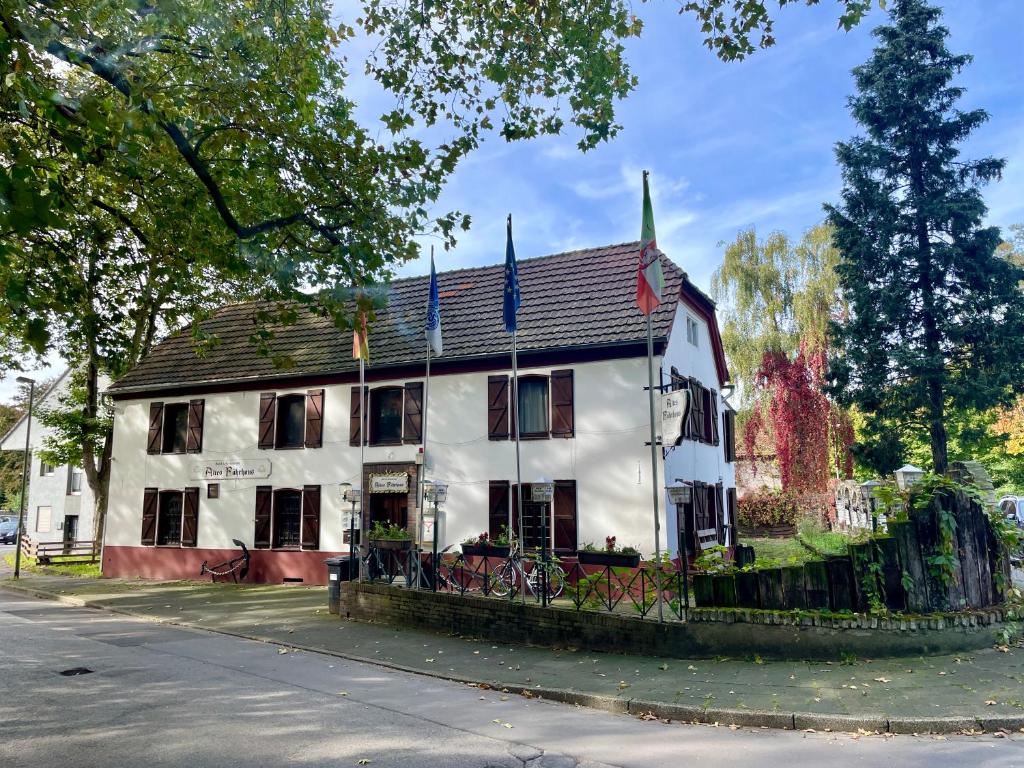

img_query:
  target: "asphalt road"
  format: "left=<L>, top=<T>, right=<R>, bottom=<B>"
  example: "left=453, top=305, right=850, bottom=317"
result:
left=3, top=592, right=1024, bottom=767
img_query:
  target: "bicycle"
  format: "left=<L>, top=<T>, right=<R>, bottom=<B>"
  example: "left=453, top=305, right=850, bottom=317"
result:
left=490, top=539, right=566, bottom=600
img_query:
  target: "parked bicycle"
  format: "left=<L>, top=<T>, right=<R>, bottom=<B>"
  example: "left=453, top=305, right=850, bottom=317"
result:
left=490, top=539, right=566, bottom=600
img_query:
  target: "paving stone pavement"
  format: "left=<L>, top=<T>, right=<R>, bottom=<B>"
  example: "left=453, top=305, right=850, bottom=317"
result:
left=3, top=574, right=1023, bottom=734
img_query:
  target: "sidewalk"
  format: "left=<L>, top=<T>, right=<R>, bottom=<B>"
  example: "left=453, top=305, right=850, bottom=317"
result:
left=4, top=574, right=1024, bottom=735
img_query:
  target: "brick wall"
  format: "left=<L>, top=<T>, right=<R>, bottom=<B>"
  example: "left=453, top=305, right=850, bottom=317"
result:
left=341, top=581, right=1008, bottom=660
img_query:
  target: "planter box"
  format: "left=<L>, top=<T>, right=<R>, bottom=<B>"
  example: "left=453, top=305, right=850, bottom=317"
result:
left=576, top=550, right=641, bottom=568
left=370, top=538, right=413, bottom=551
left=461, top=544, right=511, bottom=558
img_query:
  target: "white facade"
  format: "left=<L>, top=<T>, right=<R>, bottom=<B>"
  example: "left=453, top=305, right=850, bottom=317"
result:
left=0, top=370, right=101, bottom=544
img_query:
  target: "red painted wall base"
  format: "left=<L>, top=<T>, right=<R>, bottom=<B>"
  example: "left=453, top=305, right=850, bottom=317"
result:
left=102, top=545, right=353, bottom=585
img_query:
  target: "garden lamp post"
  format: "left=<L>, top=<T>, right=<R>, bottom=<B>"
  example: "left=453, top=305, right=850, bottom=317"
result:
left=13, top=376, right=35, bottom=580
left=341, top=483, right=360, bottom=581
left=894, top=465, right=925, bottom=492
left=424, top=481, right=447, bottom=592
left=668, top=483, right=693, bottom=620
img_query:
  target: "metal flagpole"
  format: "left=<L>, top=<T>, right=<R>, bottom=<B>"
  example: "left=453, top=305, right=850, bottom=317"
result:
left=512, top=328, right=525, bottom=604
left=358, top=353, right=366, bottom=582
left=417, top=342, right=431, bottom=589
left=646, top=313, right=665, bottom=622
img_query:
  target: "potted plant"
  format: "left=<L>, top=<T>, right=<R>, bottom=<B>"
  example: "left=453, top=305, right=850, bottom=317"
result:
left=460, top=527, right=511, bottom=557
left=576, top=536, right=642, bottom=568
left=369, top=521, right=413, bottom=551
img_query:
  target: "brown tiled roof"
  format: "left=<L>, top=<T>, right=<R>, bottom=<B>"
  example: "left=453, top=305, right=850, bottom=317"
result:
left=109, top=242, right=691, bottom=393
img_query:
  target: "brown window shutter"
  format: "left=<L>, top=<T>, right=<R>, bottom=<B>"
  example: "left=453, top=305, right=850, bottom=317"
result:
left=724, top=410, right=736, bottom=462
left=550, top=370, right=575, bottom=438
left=305, top=389, right=324, bottom=448
left=487, top=376, right=509, bottom=440
left=301, top=485, right=321, bottom=550
left=254, top=486, right=272, bottom=549
left=687, top=380, right=703, bottom=441
left=181, top=487, right=200, bottom=547
left=553, top=480, right=578, bottom=552
left=141, top=487, right=158, bottom=545
left=349, top=386, right=367, bottom=446
left=186, top=399, right=205, bottom=453
left=403, top=382, right=423, bottom=444
left=488, top=480, right=510, bottom=539
left=258, top=393, right=277, bottom=449
left=714, top=483, right=724, bottom=544
left=727, top=487, right=738, bottom=541
left=710, top=392, right=720, bottom=446
left=147, top=403, right=164, bottom=454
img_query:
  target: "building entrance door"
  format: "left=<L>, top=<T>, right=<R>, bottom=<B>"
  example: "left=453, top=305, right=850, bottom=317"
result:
left=369, top=494, right=408, bottom=531
left=63, top=515, right=79, bottom=553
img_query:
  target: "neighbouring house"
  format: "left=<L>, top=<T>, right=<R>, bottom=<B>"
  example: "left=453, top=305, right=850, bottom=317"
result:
left=102, top=243, right=737, bottom=584
left=0, top=369, right=107, bottom=547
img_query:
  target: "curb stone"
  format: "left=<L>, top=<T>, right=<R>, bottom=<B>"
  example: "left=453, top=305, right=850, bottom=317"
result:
left=0, top=582, right=1013, bottom=737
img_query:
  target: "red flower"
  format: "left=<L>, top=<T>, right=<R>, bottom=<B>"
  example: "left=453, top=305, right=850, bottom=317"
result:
left=605, top=535, right=617, bottom=552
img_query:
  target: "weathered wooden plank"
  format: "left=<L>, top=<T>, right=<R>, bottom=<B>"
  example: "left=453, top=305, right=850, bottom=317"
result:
left=712, top=574, right=737, bottom=608
left=890, top=520, right=929, bottom=613
left=848, top=542, right=875, bottom=612
left=781, top=566, right=805, bottom=610
left=874, top=536, right=906, bottom=611
left=803, top=560, right=829, bottom=609
left=692, top=573, right=715, bottom=608
left=735, top=571, right=759, bottom=608
left=825, top=556, right=855, bottom=612
left=757, top=568, right=784, bottom=610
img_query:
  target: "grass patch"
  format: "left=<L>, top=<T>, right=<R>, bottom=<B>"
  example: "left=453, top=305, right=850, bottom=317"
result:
left=797, top=519, right=869, bottom=557
left=3, top=553, right=102, bottom=579
left=745, top=537, right=813, bottom=564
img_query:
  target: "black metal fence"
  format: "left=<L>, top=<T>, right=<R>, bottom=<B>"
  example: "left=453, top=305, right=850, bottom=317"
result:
left=361, top=544, right=692, bottom=621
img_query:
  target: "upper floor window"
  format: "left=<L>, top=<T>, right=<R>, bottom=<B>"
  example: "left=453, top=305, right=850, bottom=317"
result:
left=349, top=383, right=423, bottom=447
left=67, top=466, right=83, bottom=495
left=258, top=390, right=324, bottom=450
left=276, top=394, right=307, bottom=449
left=487, top=370, right=574, bottom=441
left=517, top=377, right=549, bottom=437
left=147, top=400, right=205, bottom=455
left=686, top=315, right=700, bottom=347
left=39, top=461, right=55, bottom=477
left=370, top=387, right=404, bottom=445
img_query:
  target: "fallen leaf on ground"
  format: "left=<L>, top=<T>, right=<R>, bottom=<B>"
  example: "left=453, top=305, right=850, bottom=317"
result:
left=873, top=677, right=891, bottom=683
left=985, top=700, right=997, bottom=706
left=357, top=760, right=371, bottom=765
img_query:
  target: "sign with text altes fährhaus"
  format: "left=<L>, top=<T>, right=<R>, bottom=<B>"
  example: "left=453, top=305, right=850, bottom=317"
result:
left=661, top=390, right=689, bottom=447
left=189, top=459, right=272, bottom=481
left=369, top=473, right=409, bottom=494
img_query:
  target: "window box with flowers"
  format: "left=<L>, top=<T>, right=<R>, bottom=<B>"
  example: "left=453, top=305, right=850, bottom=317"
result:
left=369, top=521, right=413, bottom=551
left=576, top=536, right=641, bottom=568
left=461, top=528, right=511, bottom=558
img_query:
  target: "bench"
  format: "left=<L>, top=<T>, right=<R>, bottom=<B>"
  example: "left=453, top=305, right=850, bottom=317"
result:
left=697, top=527, right=721, bottom=552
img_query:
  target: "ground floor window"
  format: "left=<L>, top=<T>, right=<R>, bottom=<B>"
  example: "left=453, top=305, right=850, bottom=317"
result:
left=36, top=505, right=52, bottom=533
left=487, top=480, right=577, bottom=553
left=273, top=489, right=302, bottom=548
left=157, top=491, right=183, bottom=545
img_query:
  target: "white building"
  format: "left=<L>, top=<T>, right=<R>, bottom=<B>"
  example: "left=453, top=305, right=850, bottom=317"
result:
left=102, top=243, right=737, bottom=583
left=0, top=370, right=102, bottom=546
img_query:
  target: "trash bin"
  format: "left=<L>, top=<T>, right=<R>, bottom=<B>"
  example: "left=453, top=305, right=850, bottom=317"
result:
left=324, top=557, right=349, bottom=614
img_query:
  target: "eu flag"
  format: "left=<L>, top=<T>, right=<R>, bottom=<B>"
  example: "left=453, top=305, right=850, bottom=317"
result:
left=425, top=253, right=443, bottom=355
left=503, top=215, right=521, bottom=333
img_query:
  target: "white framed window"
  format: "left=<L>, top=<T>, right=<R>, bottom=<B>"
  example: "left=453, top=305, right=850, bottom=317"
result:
left=686, top=315, right=700, bottom=347
left=36, top=505, right=52, bottom=533
left=40, top=461, right=56, bottom=477
left=68, top=466, right=84, bottom=495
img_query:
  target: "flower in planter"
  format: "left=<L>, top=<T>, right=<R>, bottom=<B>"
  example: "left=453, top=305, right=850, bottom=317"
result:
left=370, top=521, right=411, bottom=540
left=605, top=535, right=617, bottom=552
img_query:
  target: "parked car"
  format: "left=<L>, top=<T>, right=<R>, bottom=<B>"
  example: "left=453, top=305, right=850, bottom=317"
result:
left=999, top=496, right=1024, bottom=528
left=0, top=517, right=18, bottom=545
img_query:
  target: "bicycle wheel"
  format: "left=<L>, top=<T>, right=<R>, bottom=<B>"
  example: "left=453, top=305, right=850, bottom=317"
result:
left=489, top=560, right=516, bottom=597
left=545, top=566, right=566, bottom=599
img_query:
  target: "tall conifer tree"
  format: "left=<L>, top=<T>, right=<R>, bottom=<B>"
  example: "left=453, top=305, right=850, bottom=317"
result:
left=827, top=0, right=1024, bottom=475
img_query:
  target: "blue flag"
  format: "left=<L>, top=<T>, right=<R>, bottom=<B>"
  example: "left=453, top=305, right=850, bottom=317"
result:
left=503, top=216, right=521, bottom=333
left=425, top=253, right=442, bottom=355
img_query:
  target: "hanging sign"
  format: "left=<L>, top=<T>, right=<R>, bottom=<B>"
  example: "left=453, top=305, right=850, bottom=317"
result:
left=189, top=459, right=271, bottom=481
left=661, top=389, right=689, bottom=446
left=531, top=483, right=554, bottom=503
left=667, top=485, right=692, bottom=505
left=369, top=473, right=409, bottom=494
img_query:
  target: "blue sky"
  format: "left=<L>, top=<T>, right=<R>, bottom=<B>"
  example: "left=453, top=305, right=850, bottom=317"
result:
left=2, top=0, right=1021, bottom=402
left=378, top=0, right=1023, bottom=290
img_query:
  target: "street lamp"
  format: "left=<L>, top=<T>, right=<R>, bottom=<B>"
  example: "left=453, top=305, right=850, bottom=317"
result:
left=423, top=481, right=448, bottom=592
left=894, top=464, right=925, bottom=491
left=340, top=483, right=360, bottom=580
left=14, top=376, right=35, bottom=580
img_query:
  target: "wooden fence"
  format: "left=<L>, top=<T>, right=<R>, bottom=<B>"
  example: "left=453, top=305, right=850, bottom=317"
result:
left=696, top=490, right=1011, bottom=613
left=21, top=535, right=100, bottom=566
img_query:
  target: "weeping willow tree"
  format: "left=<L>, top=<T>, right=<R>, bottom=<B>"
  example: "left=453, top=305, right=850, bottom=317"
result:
left=712, top=223, right=853, bottom=490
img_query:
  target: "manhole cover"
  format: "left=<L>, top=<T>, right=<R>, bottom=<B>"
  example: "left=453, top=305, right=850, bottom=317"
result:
left=59, top=667, right=94, bottom=677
